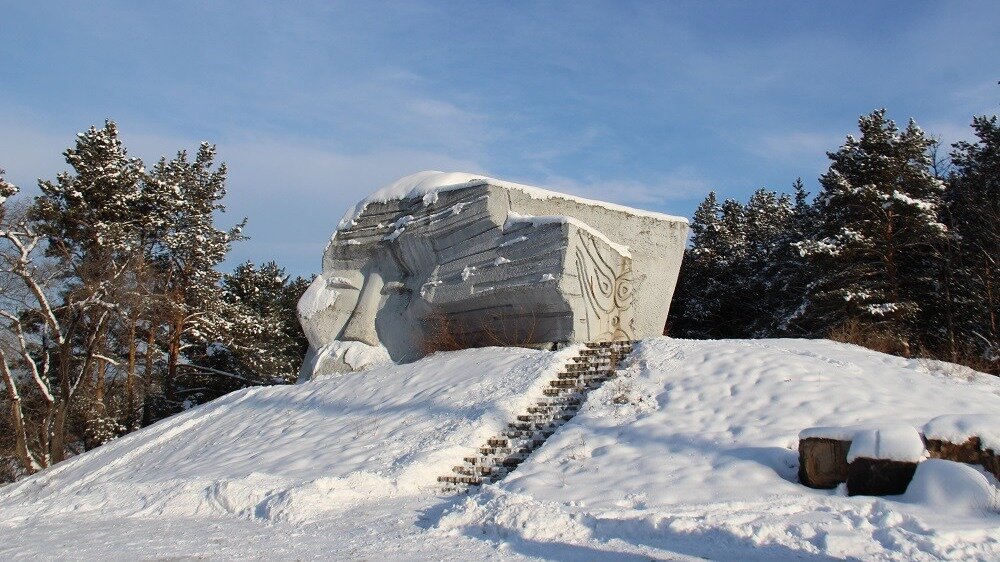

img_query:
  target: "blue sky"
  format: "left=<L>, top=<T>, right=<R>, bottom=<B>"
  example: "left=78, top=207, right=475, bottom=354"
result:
left=2, top=1, right=997, bottom=276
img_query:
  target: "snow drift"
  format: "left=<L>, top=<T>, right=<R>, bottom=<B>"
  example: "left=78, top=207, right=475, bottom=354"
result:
left=1, top=338, right=998, bottom=561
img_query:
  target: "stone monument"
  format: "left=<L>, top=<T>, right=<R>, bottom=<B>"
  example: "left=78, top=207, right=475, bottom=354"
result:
left=297, top=171, right=688, bottom=380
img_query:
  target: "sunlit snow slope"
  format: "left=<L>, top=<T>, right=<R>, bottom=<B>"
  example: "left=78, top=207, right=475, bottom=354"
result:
left=1, top=339, right=998, bottom=561
left=0, top=346, right=571, bottom=523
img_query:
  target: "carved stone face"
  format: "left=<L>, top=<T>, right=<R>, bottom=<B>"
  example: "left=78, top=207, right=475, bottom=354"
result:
left=298, top=175, right=687, bottom=380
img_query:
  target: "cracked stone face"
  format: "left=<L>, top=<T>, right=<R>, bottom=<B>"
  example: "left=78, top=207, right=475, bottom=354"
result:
left=298, top=176, right=687, bottom=380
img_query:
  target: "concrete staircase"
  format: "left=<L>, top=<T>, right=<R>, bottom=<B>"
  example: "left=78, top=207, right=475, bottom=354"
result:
left=438, top=340, right=634, bottom=492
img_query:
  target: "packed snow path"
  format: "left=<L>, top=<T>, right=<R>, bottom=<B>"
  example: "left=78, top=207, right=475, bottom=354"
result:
left=1, top=338, right=998, bottom=560
left=440, top=340, right=633, bottom=491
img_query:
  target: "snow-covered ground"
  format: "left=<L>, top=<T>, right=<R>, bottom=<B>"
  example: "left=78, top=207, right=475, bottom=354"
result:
left=1, top=338, right=998, bottom=560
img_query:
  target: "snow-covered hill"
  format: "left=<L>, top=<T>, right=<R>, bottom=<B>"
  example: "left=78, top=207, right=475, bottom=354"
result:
left=1, top=338, right=998, bottom=560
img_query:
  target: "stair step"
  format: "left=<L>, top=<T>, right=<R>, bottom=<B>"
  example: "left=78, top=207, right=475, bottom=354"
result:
left=550, top=379, right=584, bottom=389
left=508, top=421, right=558, bottom=432
left=453, top=465, right=493, bottom=476
left=516, top=413, right=573, bottom=423
left=503, top=429, right=535, bottom=439
left=527, top=405, right=578, bottom=414
left=503, top=433, right=542, bottom=442
left=526, top=405, right=553, bottom=412
left=543, top=388, right=586, bottom=397
left=577, top=346, right=632, bottom=357
left=564, top=358, right=611, bottom=371
left=578, top=349, right=632, bottom=357
left=480, top=446, right=512, bottom=456
left=537, top=397, right=582, bottom=407
left=570, top=356, right=613, bottom=363
left=584, top=340, right=634, bottom=348
left=557, top=371, right=612, bottom=380
left=438, top=475, right=483, bottom=485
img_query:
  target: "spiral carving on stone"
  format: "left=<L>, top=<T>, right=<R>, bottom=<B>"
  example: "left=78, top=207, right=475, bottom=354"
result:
left=574, top=231, right=635, bottom=341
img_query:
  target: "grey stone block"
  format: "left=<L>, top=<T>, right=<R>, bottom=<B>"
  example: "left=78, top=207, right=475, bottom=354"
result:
left=297, top=174, right=688, bottom=380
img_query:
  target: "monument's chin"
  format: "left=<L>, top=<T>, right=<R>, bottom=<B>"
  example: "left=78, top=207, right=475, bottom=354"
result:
left=297, top=171, right=688, bottom=380
left=306, top=340, right=392, bottom=379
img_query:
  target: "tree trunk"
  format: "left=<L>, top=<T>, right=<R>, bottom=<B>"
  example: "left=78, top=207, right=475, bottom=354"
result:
left=943, top=238, right=957, bottom=362
left=51, top=343, right=73, bottom=464
left=0, top=354, right=38, bottom=474
left=6, top=397, right=35, bottom=474
left=166, top=315, right=183, bottom=404
left=144, top=325, right=155, bottom=387
left=50, top=401, right=68, bottom=464
left=141, top=325, right=156, bottom=426
left=94, top=330, right=107, bottom=415
left=986, top=262, right=997, bottom=343
left=125, top=316, right=138, bottom=430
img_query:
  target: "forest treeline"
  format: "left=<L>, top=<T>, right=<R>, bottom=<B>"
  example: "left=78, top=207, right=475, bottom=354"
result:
left=0, top=122, right=309, bottom=482
left=670, top=109, right=998, bottom=376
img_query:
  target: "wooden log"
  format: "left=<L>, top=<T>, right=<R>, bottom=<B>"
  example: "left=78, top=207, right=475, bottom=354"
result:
left=925, top=436, right=981, bottom=463
left=926, top=436, right=1000, bottom=480
left=847, top=458, right=918, bottom=496
left=798, top=437, right=852, bottom=489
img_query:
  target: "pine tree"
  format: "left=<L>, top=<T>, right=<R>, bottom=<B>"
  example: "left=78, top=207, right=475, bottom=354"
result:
left=795, top=109, right=948, bottom=353
left=1, top=124, right=295, bottom=477
left=672, top=191, right=798, bottom=339
left=33, top=121, right=146, bottom=257
left=945, top=115, right=1000, bottom=369
left=146, top=143, right=246, bottom=410
left=775, top=178, right=816, bottom=333
left=670, top=192, right=724, bottom=337
left=742, top=188, right=797, bottom=336
left=198, top=261, right=309, bottom=385
left=27, top=121, right=152, bottom=453
left=0, top=167, right=16, bottom=206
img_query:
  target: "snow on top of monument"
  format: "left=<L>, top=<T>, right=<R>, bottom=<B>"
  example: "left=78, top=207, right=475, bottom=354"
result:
left=924, top=413, right=1000, bottom=451
left=505, top=211, right=632, bottom=258
left=338, top=170, right=688, bottom=229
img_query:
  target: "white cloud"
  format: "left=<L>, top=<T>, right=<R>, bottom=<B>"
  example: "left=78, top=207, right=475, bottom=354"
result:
left=750, top=131, right=845, bottom=163
left=531, top=167, right=710, bottom=209
left=921, top=120, right=978, bottom=149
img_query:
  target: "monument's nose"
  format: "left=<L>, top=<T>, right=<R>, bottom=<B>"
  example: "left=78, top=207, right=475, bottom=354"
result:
left=340, top=268, right=385, bottom=347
